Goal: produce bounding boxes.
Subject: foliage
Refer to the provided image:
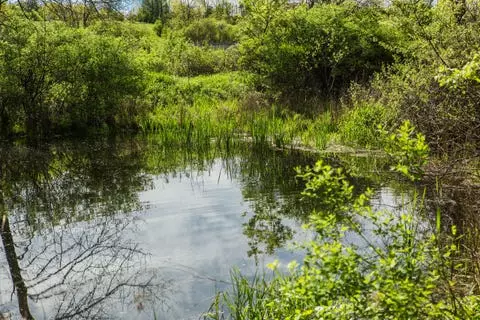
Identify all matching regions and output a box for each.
[205,160,479,320]
[137,0,169,23]
[300,112,337,150]
[0,11,146,136]
[138,71,338,149]
[206,0,236,21]
[182,18,238,45]
[437,53,480,87]
[34,0,126,26]
[1,2,480,316]
[356,0,480,155]
[153,19,164,36]
[157,35,238,76]
[143,72,251,108]
[0,0,479,160]
[337,103,391,149]
[381,120,430,181]
[366,60,480,155]
[167,0,203,28]
[239,0,288,38]
[238,2,399,97]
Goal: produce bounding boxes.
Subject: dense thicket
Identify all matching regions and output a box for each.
[0,9,145,137]
[239,1,399,98]
[0,0,479,155]
[351,0,480,154]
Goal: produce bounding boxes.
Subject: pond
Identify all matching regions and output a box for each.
[0,135,411,319]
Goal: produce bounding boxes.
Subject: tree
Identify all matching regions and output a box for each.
[240,0,288,37]
[33,0,126,26]
[0,213,34,319]
[239,3,397,99]
[137,0,169,23]
[0,13,145,137]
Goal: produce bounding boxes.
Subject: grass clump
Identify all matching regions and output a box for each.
[139,71,338,149]
[139,99,239,147]
[138,71,247,146]
[335,103,392,149]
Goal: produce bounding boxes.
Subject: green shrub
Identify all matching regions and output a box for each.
[337,103,391,149]
[158,35,236,76]
[360,2,480,155]
[144,71,251,108]
[301,112,337,150]
[368,59,480,155]
[167,0,203,29]
[205,160,479,320]
[89,20,153,42]
[381,120,430,182]
[239,2,400,97]
[153,19,164,36]
[0,12,146,136]
[183,18,238,45]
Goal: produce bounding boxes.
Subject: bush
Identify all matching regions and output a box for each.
[158,35,238,76]
[144,71,251,108]
[239,2,400,98]
[153,19,163,36]
[360,1,480,155]
[205,160,480,320]
[368,59,480,155]
[51,29,145,130]
[382,120,430,181]
[0,12,146,136]
[182,18,238,45]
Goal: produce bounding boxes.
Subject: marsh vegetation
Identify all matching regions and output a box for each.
[1,0,480,318]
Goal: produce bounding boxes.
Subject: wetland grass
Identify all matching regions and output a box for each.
[139,99,338,151]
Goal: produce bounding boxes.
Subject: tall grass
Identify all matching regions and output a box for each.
[138,72,339,150]
[204,269,273,320]
[140,102,338,150]
[335,102,392,149]
[138,99,239,148]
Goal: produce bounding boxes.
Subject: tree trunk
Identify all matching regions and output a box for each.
[0,214,34,320]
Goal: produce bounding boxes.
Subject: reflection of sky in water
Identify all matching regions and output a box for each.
[136,160,305,319]
[0,159,306,320]
[0,154,409,320]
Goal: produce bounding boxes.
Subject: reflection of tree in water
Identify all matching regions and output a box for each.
[2,214,170,319]
[0,136,394,317]
[0,138,169,319]
[1,214,33,319]
[242,200,294,258]
[0,138,151,228]
[237,146,316,258]
[238,149,401,259]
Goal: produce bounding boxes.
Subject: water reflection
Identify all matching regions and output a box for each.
[0,138,149,228]
[0,136,406,319]
[0,137,170,319]
[2,214,169,319]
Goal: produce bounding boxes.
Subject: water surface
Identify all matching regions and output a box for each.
[0,135,408,319]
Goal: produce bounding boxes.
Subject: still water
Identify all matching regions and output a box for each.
[0,135,407,319]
